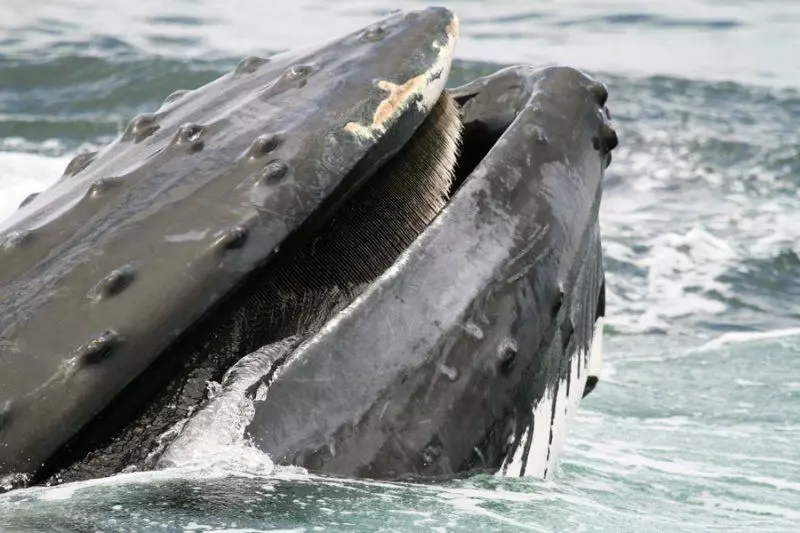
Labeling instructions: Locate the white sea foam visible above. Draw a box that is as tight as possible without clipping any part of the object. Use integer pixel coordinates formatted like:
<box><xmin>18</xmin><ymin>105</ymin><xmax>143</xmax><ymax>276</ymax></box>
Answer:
<box><xmin>0</xmin><ymin>151</ymin><xmax>68</xmax><ymax>223</ymax></box>
<box><xmin>696</xmin><ymin>327</ymin><xmax>800</xmax><ymax>352</ymax></box>
<box><xmin>157</xmin><ymin>338</ymin><xmax>302</xmax><ymax>472</ymax></box>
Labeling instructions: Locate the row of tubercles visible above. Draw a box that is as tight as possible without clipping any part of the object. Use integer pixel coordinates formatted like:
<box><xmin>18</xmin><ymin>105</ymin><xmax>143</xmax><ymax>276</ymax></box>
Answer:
<box><xmin>70</xmin><ymin>124</ymin><xmax>289</xmax><ymax>365</ymax></box>
<box><xmin>10</xmin><ymin>36</ymin><xmax>371</xmax><ymax>370</ymax></box>
<box><xmin>18</xmin><ymin>54</ymin><xmax>299</xmax><ymax>374</ymax></box>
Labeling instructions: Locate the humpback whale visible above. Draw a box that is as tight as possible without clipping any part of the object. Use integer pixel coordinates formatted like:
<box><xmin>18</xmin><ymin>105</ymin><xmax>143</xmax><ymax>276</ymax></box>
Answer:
<box><xmin>0</xmin><ymin>7</ymin><xmax>616</xmax><ymax>491</ymax></box>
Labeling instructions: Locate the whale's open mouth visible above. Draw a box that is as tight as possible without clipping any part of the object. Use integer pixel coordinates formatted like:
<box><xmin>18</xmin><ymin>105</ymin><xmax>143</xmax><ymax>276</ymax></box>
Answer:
<box><xmin>237</xmin><ymin>93</ymin><xmax>467</xmax><ymax>340</ymax></box>
<box><xmin>35</xmin><ymin>87</ymin><xmax>507</xmax><ymax>484</ymax></box>
<box><xmin>0</xmin><ymin>3</ymin><xmax>616</xmax><ymax>491</ymax></box>
<box><xmin>231</xmin><ymin>89</ymin><xmax>509</xmax><ymax>344</ymax></box>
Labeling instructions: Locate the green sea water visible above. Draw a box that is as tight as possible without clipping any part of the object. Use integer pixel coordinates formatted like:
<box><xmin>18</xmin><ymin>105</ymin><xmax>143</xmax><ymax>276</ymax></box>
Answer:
<box><xmin>0</xmin><ymin>1</ymin><xmax>798</xmax><ymax>531</ymax></box>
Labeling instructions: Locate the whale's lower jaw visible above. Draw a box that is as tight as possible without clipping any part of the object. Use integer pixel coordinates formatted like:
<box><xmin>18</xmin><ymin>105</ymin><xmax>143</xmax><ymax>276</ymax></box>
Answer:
<box><xmin>236</xmin><ymin>65</ymin><xmax>613</xmax><ymax>481</ymax></box>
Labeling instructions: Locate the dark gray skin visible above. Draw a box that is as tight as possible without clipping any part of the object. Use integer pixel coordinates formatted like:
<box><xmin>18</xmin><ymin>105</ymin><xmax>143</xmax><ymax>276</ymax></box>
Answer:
<box><xmin>0</xmin><ymin>8</ymin><xmax>617</xmax><ymax>490</ymax></box>
<box><xmin>246</xmin><ymin>65</ymin><xmax>614</xmax><ymax>478</ymax></box>
<box><xmin>0</xmin><ymin>7</ymin><xmax>457</xmax><ymax>484</ymax></box>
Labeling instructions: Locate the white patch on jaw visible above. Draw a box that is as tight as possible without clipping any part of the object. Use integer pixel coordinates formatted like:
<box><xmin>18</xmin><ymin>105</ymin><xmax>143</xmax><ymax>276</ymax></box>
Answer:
<box><xmin>344</xmin><ymin>15</ymin><xmax>459</xmax><ymax>141</ymax></box>
<box><xmin>587</xmin><ymin>317</ymin><xmax>604</xmax><ymax>380</ymax></box>
<box><xmin>417</xmin><ymin>18</ymin><xmax>458</xmax><ymax>113</ymax></box>
<box><xmin>499</xmin><ymin>318</ymin><xmax>604</xmax><ymax>479</ymax></box>
<box><xmin>514</xmin><ymin>385</ymin><xmax>555</xmax><ymax>478</ymax></box>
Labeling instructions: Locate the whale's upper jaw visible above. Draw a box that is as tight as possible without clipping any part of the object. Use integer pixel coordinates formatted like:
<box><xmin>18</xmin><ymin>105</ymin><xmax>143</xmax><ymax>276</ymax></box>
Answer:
<box><xmin>0</xmin><ymin>7</ymin><xmax>459</xmax><ymax>484</ymax></box>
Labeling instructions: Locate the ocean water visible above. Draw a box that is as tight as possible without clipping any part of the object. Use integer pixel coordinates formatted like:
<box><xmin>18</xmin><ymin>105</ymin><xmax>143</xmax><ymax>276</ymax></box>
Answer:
<box><xmin>1</xmin><ymin>0</ymin><xmax>799</xmax><ymax>531</ymax></box>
